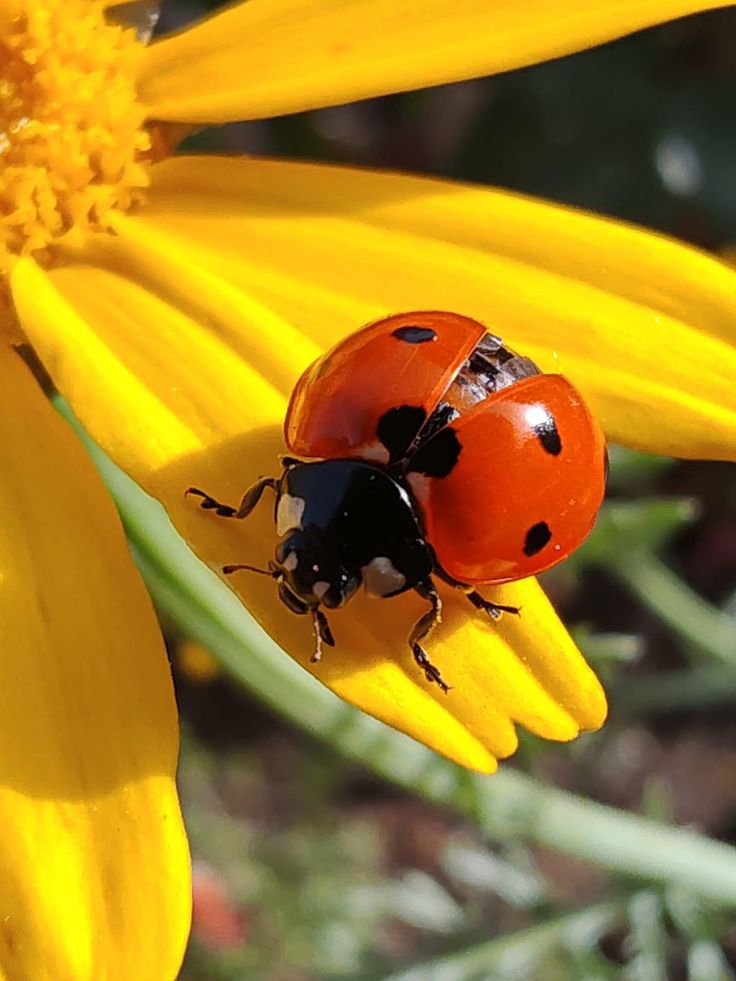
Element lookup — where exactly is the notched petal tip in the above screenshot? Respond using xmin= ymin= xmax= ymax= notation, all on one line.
xmin=164 ymin=452 xmax=599 ymax=775
xmin=207 ymin=552 xmax=605 ymax=773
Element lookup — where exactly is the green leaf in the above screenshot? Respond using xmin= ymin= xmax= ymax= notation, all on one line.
xmin=573 ymin=626 xmax=643 ymax=666
xmin=606 ymin=447 xmax=676 ymax=490
xmin=572 ymin=498 xmax=699 ymax=569
xmin=611 ymin=554 xmax=736 ymax=665
xmin=687 ymin=940 xmax=735 ymax=981
xmin=379 ymin=902 xmax=622 ymax=981
xmin=625 ymin=891 xmax=666 ymax=981
xmin=618 ymin=666 xmax=736 ymax=716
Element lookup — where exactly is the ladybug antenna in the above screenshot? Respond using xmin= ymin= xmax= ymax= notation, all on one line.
xmin=222 ymin=563 xmax=278 ymax=578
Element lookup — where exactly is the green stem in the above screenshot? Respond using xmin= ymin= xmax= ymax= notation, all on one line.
xmin=618 ymin=666 xmax=736 ymax=715
xmin=83 ymin=429 xmax=736 ymax=909
xmin=380 ymin=901 xmax=622 ymax=981
xmin=609 ymin=553 xmax=736 ymax=665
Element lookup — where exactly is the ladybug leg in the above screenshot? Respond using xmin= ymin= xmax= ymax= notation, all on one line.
xmin=275 ymin=581 xmax=335 ymax=664
xmin=409 ymin=580 xmax=450 ymax=693
xmin=310 ymin=608 xmax=336 ymax=664
xmin=186 ymin=477 xmax=278 ymax=519
xmin=435 ymin=567 xmax=519 ymax=621
xmin=465 ymin=590 xmax=520 ymax=621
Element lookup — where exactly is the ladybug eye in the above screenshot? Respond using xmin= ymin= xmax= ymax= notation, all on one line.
xmin=312 ymin=563 xmax=320 ymax=573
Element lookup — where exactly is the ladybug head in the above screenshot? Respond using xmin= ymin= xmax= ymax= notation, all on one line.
xmin=275 ymin=531 xmax=361 ymax=609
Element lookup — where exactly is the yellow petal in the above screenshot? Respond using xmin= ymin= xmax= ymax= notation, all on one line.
xmin=136 ymin=0 xmax=732 ymax=123
xmin=0 ymin=339 xmax=189 ymax=977
xmin=132 ymin=155 xmax=736 ymax=461
xmin=10 ymin=253 xmax=605 ymax=773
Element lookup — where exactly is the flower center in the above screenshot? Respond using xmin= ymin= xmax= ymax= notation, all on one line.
xmin=0 ymin=0 xmax=150 ymax=276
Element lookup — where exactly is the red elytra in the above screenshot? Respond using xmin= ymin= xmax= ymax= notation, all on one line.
xmin=285 ymin=311 xmax=607 ymax=586
xmin=286 ymin=311 xmax=484 ymax=462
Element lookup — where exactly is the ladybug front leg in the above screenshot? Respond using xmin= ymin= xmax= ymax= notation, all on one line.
xmin=409 ymin=580 xmax=449 ymax=693
xmin=310 ymin=608 xmax=335 ymax=664
xmin=186 ymin=476 xmax=278 ymax=519
xmin=276 ymin=581 xmax=335 ymax=664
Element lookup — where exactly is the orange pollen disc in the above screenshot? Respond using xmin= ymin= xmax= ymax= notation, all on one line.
xmin=0 ymin=0 xmax=150 ymax=279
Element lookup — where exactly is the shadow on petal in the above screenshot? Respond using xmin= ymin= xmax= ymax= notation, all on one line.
xmin=149 ymin=423 xmax=606 ymax=771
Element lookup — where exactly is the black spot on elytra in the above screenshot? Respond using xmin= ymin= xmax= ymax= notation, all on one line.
xmin=524 ymin=521 xmax=552 ymax=556
xmin=533 ymin=413 xmax=562 ymax=455
xmin=392 ymin=325 xmax=437 ymax=344
xmin=407 ymin=426 xmax=462 ymax=478
xmin=377 ymin=405 xmax=426 ymax=463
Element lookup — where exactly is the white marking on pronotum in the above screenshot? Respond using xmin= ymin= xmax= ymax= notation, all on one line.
xmin=282 ymin=550 xmax=298 ymax=571
xmin=362 ymin=556 xmax=406 ymax=597
xmin=276 ymin=493 xmax=305 ymax=536
xmin=313 ymin=581 xmax=330 ymax=600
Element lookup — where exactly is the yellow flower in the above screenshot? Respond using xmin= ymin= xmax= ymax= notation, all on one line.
xmin=2 ymin=0 xmax=736 ymax=974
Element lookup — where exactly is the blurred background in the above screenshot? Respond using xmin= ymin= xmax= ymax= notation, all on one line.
xmin=145 ymin=3 xmax=736 ymax=977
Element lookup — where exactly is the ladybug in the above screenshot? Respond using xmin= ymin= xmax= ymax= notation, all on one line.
xmin=188 ymin=312 xmax=607 ymax=692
